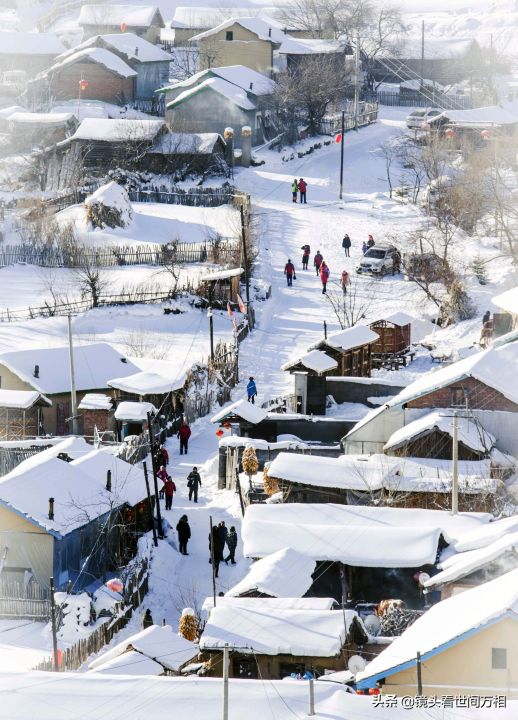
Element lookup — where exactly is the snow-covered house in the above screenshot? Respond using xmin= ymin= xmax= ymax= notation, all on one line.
xmin=368 ymin=312 xmax=413 ymax=358
xmin=0 ymin=31 xmax=65 ymax=77
xmin=356 ymin=568 xmax=518 ymax=697
xmin=343 ymin=341 xmax=518 ymax=457
xmin=145 ymin=131 xmax=227 ymax=174
xmin=0 ymin=389 xmax=51 ymax=441
xmin=225 ymin=547 xmax=317 ymax=598
xmin=78 ymin=5 xmax=165 ymax=44
xmin=309 ymin=326 xmax=379 ymax=378
xmin=241 ymin=503 xmax=490 ymax=606
xmin=0 ymin=439 xmax=152 ymax=592
xmin=77 ymin=393 xmax=114 ymax=439
xmin=88 ymin=624 xmax=198 ymax=675
xmin=493 ymin=286 xmax=518 ymax=331
xmin=0 ymin=342 xmax=140 ymax=435
xmin=163 ymin=65 xmax=277 ymax=146
xmin=278 ymin=37 xmax=352 ymax=72
xmin=190 ymin=17 xmax=286 ymax=76
xmin=7 ymin=111 xmax=78 ymax=151
xmin=114 ymin=400 xmax=157 ymax=439
xmin=200 ymin=603 xmax=367 ymax=678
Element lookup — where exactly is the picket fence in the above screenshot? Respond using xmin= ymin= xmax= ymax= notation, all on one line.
xmin=0 ymin=579 xmax=50 ymax=621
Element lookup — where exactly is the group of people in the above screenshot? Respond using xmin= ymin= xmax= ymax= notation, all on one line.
xmin=157 ymin=462 xmax=202 ymax=510
xmin=291 ymin=178 xmax=307 ymax=204
xmin=284 ymin=247 xmax=331 ymax=294
xmin=209 ymin=521 xmax=239 ymax=577
xmin=362 ymin=234 xmax=376 ymax=254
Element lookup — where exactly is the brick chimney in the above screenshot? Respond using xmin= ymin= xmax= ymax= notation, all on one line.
xmin=106 ymin=469 xmax=112 ymax=492
xmin=48 ymin=497 xmax=54 ymax=520
xmin=34 ymin=364 xmax=39 ymax=378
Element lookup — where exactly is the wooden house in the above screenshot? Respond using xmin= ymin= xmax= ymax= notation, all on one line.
xmin=114 ymin=400 xmax=157 ymax=439
xmin=492 ymin=285 xmax=518 ymax=334
xmin=310 ymin=325 xmax=379 ymax=377
xmin=0 ymin=441 xmax=152 ymax=592
xmin=78 ymin=393 xmax=115 ymax=439
xmin=0 ymin=342 xmax=140 ymax=435
xmin=369 ymin=311 xmax=412 ymax=358
xmin=145 ymin=131 xmax=227 ymax=174
xmin=0 ymin=31 xmax=65 ymax=77
xmin=78 ymin=5 xmax=165 ymax=44
xmin=278 ymin=36 xmax=352 ymax=72
xmin=198 ymin=267 xmax=243 ymax=304
xmin=0 ymin=389 xmax=51 ymax=440
xmin=8 ymin=111 xmax=78 ymax=152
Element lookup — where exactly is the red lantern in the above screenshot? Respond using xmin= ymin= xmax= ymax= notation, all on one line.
xmin=216 ymin=429 xmax=224 ymax=438
xmin=444 ymin=128 xmax=455 ymax=139
xmin=369 ymin=688 xmax=381 ymax=695
xmin=335 ymin=133 xmax=342 ymax=144
xmin=481 ymin=129 xmax=490 ymax=140
xmin=106 ymin=578 xmax=124 ymax=593
xmin=356 ymin=689 xmax=365 ymax=695
xmin=79 ymin=79 xmax=89 ymax=91
xmin=120 ymin=21 xmax=127 ymax=32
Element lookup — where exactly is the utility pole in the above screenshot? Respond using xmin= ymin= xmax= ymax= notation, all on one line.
xmin=339 ymin=111 xmax=345 ymax=200
xmin=222 ymin=643 xmax=229 ymax=720
xmin=147 ymin=412 xmax=163 ymax=538
xmin=354 ymin=31 xmax=360 ymax=131
xmin=452 ymin=411 xmax=459 ymax=515
xmin=416 ymin=651 xmax=423 ymax=694
xmin=308 ymin=678 xmax=315 ymax=716
xmin=420 ymin=20 xmax=425 ymax=92
xmin=208 ymin=306 xmax=214 ymax=363
xmin=209 ymin=515 xmax=217 ymax=606
xmin=143 ymin=461 xmax=158 ymax=547
xmin=240 ymin=205 xmax=252 ymax=329
xmin=49 ymin=577 xmax=59 ymax=672
xmin=323 ymin=320 xmax=327 ymax=339
xmin=67 ymin=315 xmax=78 ymax=435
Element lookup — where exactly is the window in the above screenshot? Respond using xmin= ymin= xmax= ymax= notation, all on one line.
xmin=225 ymin=30 xmax=233 ymax=41
xmin=450 ymin=387 xmax=466 ymax=407
xmin=492 ymin=648 xmax=507 ymax=669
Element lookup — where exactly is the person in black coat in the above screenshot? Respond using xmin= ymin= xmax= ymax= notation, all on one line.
xmin=209 ymin=525 xmax=224 ymax=577
xmin=176 ymin=514 xmax=191 ymax=555
xmin=225 ymin=526 xmax=238 ymax=565
xmin=187 ymin=467 xmax=202 ymax=502
xmin=342 ymin=234 xmax=351 ymax=257
xmin=142 ymin=608 xmax=153 ymax=629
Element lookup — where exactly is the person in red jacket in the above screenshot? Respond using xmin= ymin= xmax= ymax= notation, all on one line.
xmin=284 ymin=258 xmax=296 ymax=287
xmin=341 ymin=269 xmax=350 ymax=295
xmin=314 ymin=250 xmax=323 ymax=276
xmin=164 ymin=476 xmax=177 ymax=510
xmin=298 ymin=178 xmax=307 ymax=204
xmin=320 ymin=261 xmax=330 ymax=294
xmin=157 ymin=465 xmax=168 ymax=499
xmin=159 ymin=445 xmax=169 ymax=466
xmin=177 ymin=420 xmax=191 ymax=455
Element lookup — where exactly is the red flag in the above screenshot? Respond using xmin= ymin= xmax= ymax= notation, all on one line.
xmin=227 ymin=302 xmax=234 ymax=318
xmin=236 ymin=293 xmax=246 ymax=314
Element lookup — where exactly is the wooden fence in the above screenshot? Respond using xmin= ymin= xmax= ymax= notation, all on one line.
xmin=0 ymin=579 xmax=50 ymax=621
xmin=320 ymin=103 xmax=379 ymax=135
xmin=375 ymin=91 xmax=471 ymax=110
xmin=0 ymin=239 xmax=239 ymax=269
xmin=32 ymin=558 xmax=149 ymax=672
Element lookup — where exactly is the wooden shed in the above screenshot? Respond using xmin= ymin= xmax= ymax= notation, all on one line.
xmin=198 ymin=267 xmax=243 ymax=304
xmin=310 ymin=325 xmax=379 ymax=378
xmin=0 ymin=389 xmax=51 ymax=440
xmin=369 ymin=311 xmax=412 ymax=356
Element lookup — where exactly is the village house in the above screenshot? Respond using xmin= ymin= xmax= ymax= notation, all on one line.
xmin=189 ymin=17 xmax=287 ymax=76
xmin=77 ymin=393 xmax=115 ymax=439
xmin=88 ymin=625 xmax=198 ymax=676
xmin=309 ymin=326 xmax=379 ymax=378
xmin=0 ymin=31 xmax=65 ymax=78
xmin=200 ymin=598 xmax=368 ymax=679
xmin=0 ymin=438 xmax=152 ymax=593
xmin=241 ymin=502 xmax=490 ymax=607
xmin=492 ymin=285 xmax=518 ymax=332
xmin=113 ymin=400 xmax=157 ymax=440
xmin=145 ymin=131 xmax=227 ymax=174
xmin=0 ymin=389 xmax=51 ymax=440
xmin=8 ymin=111 xmax=78 ymax=152
xmin=78 ymin=4 xmax=165 ymax=43
xmin=0 ymin=342 xmax=140 ymax=435
xmin=368 ymin=311 xmax=413 ymax=364
xmin=278 ymin=36 xmax=352 ymax=73
xmin=343 ymin=340 xmax=518 ymax=457
xmin=162 ymin=65 xmax=277 ymax=146
xmin=224 ymin=547 xmax=317 ymax=598
xmin=356 ymin=568 xmax=518 ymax=697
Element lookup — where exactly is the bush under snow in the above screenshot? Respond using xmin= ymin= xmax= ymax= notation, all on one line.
xmin=84 ymin=181 xmax=133 ymax=229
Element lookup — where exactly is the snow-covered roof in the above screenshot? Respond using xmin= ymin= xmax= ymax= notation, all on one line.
xmin=70 ymin=118 xmax=164 ymax=142
xmin=78 ymin=393 xmax=113 ymax=411
xmin=311 ymin=325 xmax=379 ymax=353
xmin=225 ymin=547 xmax=316 ymax=598
xmin=8 ymin=112 xmax=75 ymax=127
xmin=211 ymin=398 xmax=268 ymax=425
xmin=108 ymin=369 xmax=186 ymax=395
xmin=75 ymin=33 xmax=172 ymax=63
xmin=356 ymin=568 xmax=518 ymax=689
xmin=371 ymin=311 xmax=415 ymax=327
xmin=0 ymin=444 xmax=147 ymax=536
xmin=444 ymin=105 xmax=518 ymax=127
xmin=199 ymin=267 xmax=243 ymax=282
xmin=493 ymin=286 xmax=518 ymax=315
xmin=159 ymin=65 xmax=275 ymax=97
xmin=203 ymin=596 xmax=335 ymax=612
xmin=190 ymin=16 xmax=286 ymax=44
xmin=149 ymin=132 xmax=223 ymax=155
xmin=89 ymin=625 xmax=197 ymax=672
xmin=166 ymin=77 xmax=256 ymax=111
xmin=453 ymin=515 xmax=518 ymax=553
xmin=384 ymin=411 xmax=495 ymax=454
xmin=242 ymin=503 xmax=490 ymax=567
xmin=114 ymin=400 xmax=157 ymax=421
xmin=89 ymin=649 xmax=164 ymax=675
xmin=0 ymin=31 xmax=65 ymax=56
xmin=200 ymin=606 xmax=352 ymax=656
xmin=47 ymin=47 xmax=137 ymax=78
xmin=281 ymin=349 xmax=338 ymax=374
xmin=0 ymin=389 xmax=51 ymax=409
xmin=279 ymin=37 xmax=346 ymax=55
xmin=79 ymin=5 xmax=163 ymax=28
xmin=0 ymin=343 xmax=140 ymax=395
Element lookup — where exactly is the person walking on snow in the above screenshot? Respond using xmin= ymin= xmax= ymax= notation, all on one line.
xmin=164 ymin=476 xmax=176 ymax=510
xmin=320 ymin=261 xmax=330 ymax=294
xmin=367 ymin=234 xmax=375 ymax=249
xmin=314 ymin=250 xmax=323 ymax=276
xmin=225 ymin=526 xmax=238 ymax=565
xmin=209 ymin=525 xmax=224 ymax=578
xmin=298 ymin=178 xmax=307 ymax=204
xmin=176 ymin=514 xmax=191 ymax=555
xmin=159 ymin=445 xmax=169 ymax=466
xmin=301 ymin=244 xmax=310 ymax=270
xmin=342 ymin=234 xmax=351 ymax=257
xmin=291 ymin=178 xmax=298 ymax=203
xmin=284 ymin=258 xmax=296 ymax=287
xmin=247 ymin=376 xmax=257 ymax=403
xmin=177 ymin=420 xmax=191 ymax=455
xmin=187 ymin=466 xmax=202 ymax=502
xmin=157 ymin=465 xmax=168 ymax=499
xmin=142 ymin=609 xmax=153 ymax=629
xmin=341 ymin=269 xmax=350 ymax=295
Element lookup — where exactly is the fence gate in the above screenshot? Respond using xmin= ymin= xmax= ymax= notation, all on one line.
xmin=225 ymin=446 xmax=239 ymax=491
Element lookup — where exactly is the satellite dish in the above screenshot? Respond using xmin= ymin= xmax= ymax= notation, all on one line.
xmin=418 ymin=572 xmax=431 ymax=587
xmin=348 ymin=655 xmax=367 ymax=674
xmin=363 ymin=614 xmax=380 ymax=636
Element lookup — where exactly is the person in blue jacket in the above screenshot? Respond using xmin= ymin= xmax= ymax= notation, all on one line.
xmin=247 ymin=376 xmax=257 ymax=404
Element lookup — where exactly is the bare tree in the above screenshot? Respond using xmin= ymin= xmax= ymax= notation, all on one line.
xmin=325 ymin=277 xmax=378 ymax=328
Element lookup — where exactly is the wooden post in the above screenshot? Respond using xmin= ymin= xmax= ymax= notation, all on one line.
xmin=147 ymin=412 xmax=163 ymax=538
xmin=416 ymin=651 xmax=423 ymax=694
xmin=339 ymin=111 xmax=345 ymax=200
xmin=452 ymin=412 xmax=459 ymax=515
xmin=49 ymin=577 xmax=59 ymax=672
xmin=223 ymin=643 xmax=229 ymax=720
xmin=240 ymin=205 xmax=252 ymax=330
xmin=143 ymin=461 xmax=158 ymax=547
xmin=210 ymin=515 xmax=216 ymax=606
